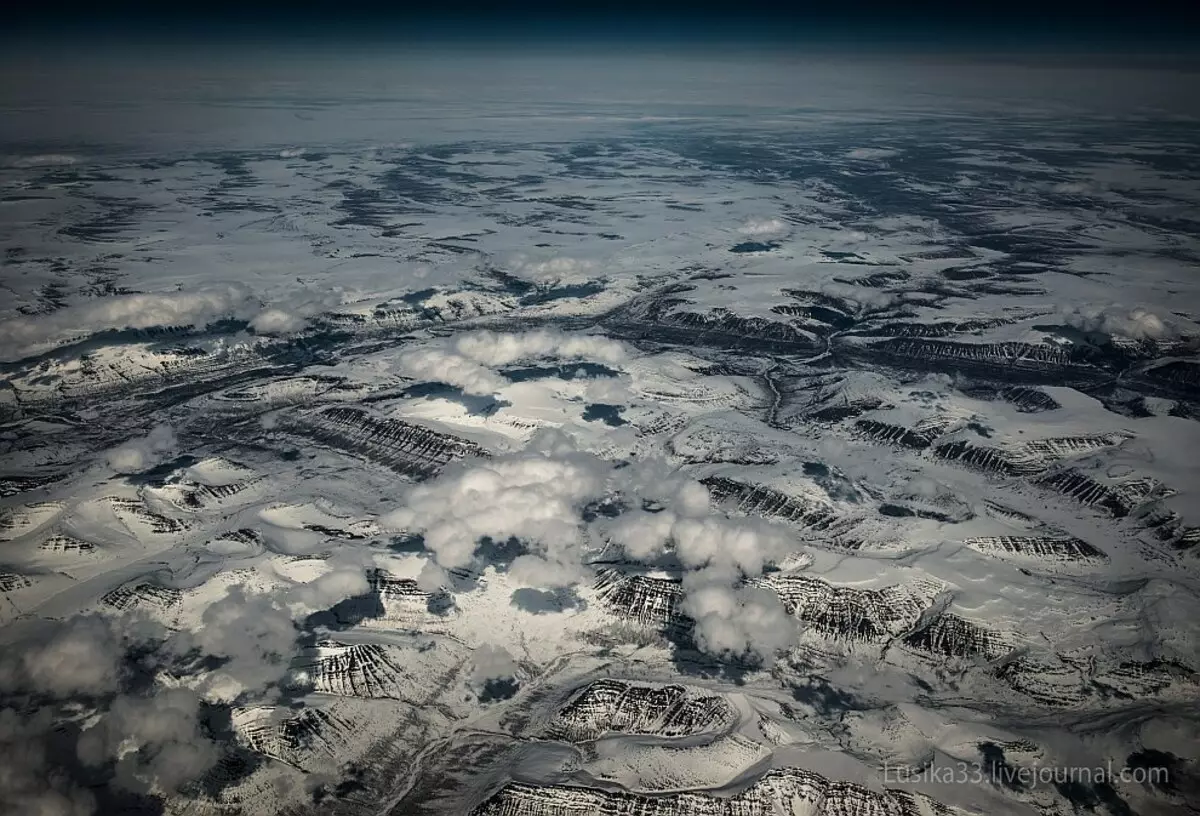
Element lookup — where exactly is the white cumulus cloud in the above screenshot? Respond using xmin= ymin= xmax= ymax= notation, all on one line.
xmin=77 ymin=688 xmax=219 ymax=795
xmin=469 ymin=644 xmax=520 ymax=687
xmin=738 ymin=218 xmax=791 ymax=239
xmin=604 ymin=475 xmax=798 ymax=665
xmin=0 ymin=708 xmax=96 ymax=816
xmin=398 ymin=329 xmax=629 ymax=396
xmin=681 ymin=579 xmax=797 ymax=664
xmin=179 ymin=561 xmax=369 ymax=701
xmin=0 ymin=285 xmax=256 ymax=362
xmin=845 ymin=147 xmax=900 ymax=160
xmin=0 ymin=614 xmax=127 ymax=698
xmin=509 ymin=255 xmax=598 ymax=286
xmin=399 ymin=348 xmax=509 ymax=396
xmin=381 ymin=430 xmax=609 ymax=588
xmin=1060 ymin=304 xmax=1181 ymax=340
xmin=249 ymin=308 xmax=309 ymax=335
xmin=106 ymin=424 xmax=178 ymax=474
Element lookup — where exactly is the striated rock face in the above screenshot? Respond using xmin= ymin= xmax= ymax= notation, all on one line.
xmin=963 ymin=385 xmax=1062 ymax=413
xmin=0 ymin=475 xmax=66 ymax=498
xmin=852 ymin=316 xmax=1020 ymax=339
xmin=855 ymin=419 xmax=934 ymax=449
xmin=609 ymin=293 xmax=823 ymax=355
xmin=994 ymin=657 xmax=1092 ymax=707
xmin=101 ymin=581 xmax=182 ymax=611
xmin=1093 ymin=659 xmax=1198 ymax=698
xmin=842 ymin=337 xmax=1105 ymax=386
xmin=595 ymin=568 xmax=688 ymax=631
xmin=1033 ymin=469 xmax=1133 ymax=516
xmin=283 ymin=405 xmax=486 ymax=478
xmin=37 ymin=534 xmax=97 ymax=554
xmin=902 ymin=613 xmax=1017 ymax=661
xmin=109 ymin=497 xmax=188 ymax=535
xmin=931 ymin=432 xmax=1131 ymax=477
xmin=472 ymin=767 xmax=957 ymax=816
xmin=702 ymin=477 xmax=861 ymax=545
xmin=0 ymin=572 xmax=34 ymax=592
xmin=963 ymin=535 xmax=1108 ymax=564
xmin=302 ymin=642 xmax=412 ymax=699
xmin=547 ymin=679 xmax=736 ymax=742
xmin=0 ymin=501 xmax=64 ymax=539
xmin=765 ymin=575 xmax=942 ymax=642
xmin=1127 ymin=359 xmax=1200 ymax=402
xmin=147 ymin=475 xmax=266 ymax=512
xmin=234 ymin=705 xmax=361 ymax=771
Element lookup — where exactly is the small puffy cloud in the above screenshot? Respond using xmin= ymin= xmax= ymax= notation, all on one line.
xmin=0 ymin=708 xmax=96 ymax=816
xmin=0 ymin=614 xmax=126 ymax=698
xmin=469 ymin=644 xmax=519 ymax=687
xmin=8 ymin=153 xmax=79 ymax=168
xmin=77 ymin=688 xmax=218 ymax=795
xmin=738 ymin=218 xmax=791 ymax=239
xmin=399 ymin=348 xmax=509 ymax=396
xmin=903 ymin=476 xmax=944 ymax=499
xmin=672 ymin=515 xmax=793 ymax=581
xmin=820 ymin=281 xmax=899 ymax=312
xmin=182 ymin=562 xmax=368 ymax=701
xmin=454 ymin=329 xmax=627 ymax=368
xmin=845 ymin=147 xmax=900 ymax=160
xmin=258 ymin=522 xmax=328 ymax=556
xmin=0 ymin=615 xmax=218 ymax=810
xmin=582 ymin=374 xmax=634 ymax=404
xmin=1060 ymin=304 xmax=1179 ymax=340
xmin=248 ymin=287 xmax=344 ymax=336
xmin=603 ymin=470 xmax=798 ymax=665
xmin=674 ymin=480 xmax=712 ymax=518
xmin=681 ymin=579 xmax=796 ymax=665
xmin=607 ymin=509 xmax=678 ymax=560
xmin=249 ymin=308 xmax=308 ymax=335
xmin=398 ymin=330 xmax=630 ymax=396
xmin=607 ymin=479 xmax=790 ymax=578
xmin=415 ymin=558 xmax=450 ymax=592
xmin=106 ymin=424 xmax=178 ymax=474
xmin=285 ymin=563 xmax=370 ymax=613
xmin=509 ymin=255 xmax=598 ymax=286
xmin=604 ymin=479 xmax=713 ymax=560
xmin=0 ymin=285 xmax=255 ymax=362
xmin=381 ymin=430 xmax=609 ymax=587
xmin=189 ymin=586 xmax=298 ymax=700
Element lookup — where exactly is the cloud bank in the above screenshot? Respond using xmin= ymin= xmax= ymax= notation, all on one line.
xmin=0 ymin=285 xmax=256 ymax=361
xmin=508 ymin=255 xmax=598 ymax=286
xmin=398 ymin=329 xmax=629 ymax=396
xmin=0 ymin=613 xmax=219 ymax=813
xmin=845 ymin=147 xmax=900 ymax=160
xmin=605 ymin=479 xmax=799 ymax=665
xmin=738 ymin=218 xmax=791 ymax=239
xmin=382 ymin=429 xmax=610 ymax=588
xmin=1060 ymin=304 xmax=1181 ymax=340
xmin=183 ymin=562 xmax=370 ymax=702
xmin=106 ymin=424 xmax=179 ymax=474
xmin=469 ymin=644 xmax=520 ymax=687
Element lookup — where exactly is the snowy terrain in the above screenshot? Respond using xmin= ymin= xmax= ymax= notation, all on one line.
xmin=1 ymin=51 xmax=1199 ymax=816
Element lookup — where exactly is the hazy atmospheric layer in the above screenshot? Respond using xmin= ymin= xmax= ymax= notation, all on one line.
xmin=1 ymin=47 xmax=1199 ymax=816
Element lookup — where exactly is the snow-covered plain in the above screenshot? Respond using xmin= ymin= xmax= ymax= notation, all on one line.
xmin=1 ymin=51 xmax=1199 ymax=816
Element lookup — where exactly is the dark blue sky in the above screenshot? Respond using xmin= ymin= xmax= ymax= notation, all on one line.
xmin=7 ymin=1 xmax=1195 ymax=53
